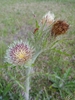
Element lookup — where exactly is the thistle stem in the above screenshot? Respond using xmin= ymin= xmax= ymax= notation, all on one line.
xmin=25 ymin=67 xmax=31 ymax=100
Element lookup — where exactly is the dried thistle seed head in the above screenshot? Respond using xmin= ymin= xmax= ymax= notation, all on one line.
xmin=41 ymin=11 xmax=55 ymax=25
xmin=5 ymin=40 xmax=34 ymax=66
xmin=51 ymin=20 xmax=69 ymax=36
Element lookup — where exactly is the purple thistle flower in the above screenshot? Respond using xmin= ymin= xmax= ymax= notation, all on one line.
xmin=5 ymin=40 xmax=34 ymax=66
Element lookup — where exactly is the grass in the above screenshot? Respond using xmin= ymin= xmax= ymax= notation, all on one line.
xmin=0 ymin=0 xmax=75 ymax=36
xmin=0 ymin=0 xmax=75 ymax=99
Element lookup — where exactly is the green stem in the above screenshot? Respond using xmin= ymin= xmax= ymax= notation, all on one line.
xmin=24 ymin=67 xmax=31 ymax=100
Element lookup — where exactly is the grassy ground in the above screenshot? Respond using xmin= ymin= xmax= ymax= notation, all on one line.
xmin=0 ymin=0 xmax=75 ymax=99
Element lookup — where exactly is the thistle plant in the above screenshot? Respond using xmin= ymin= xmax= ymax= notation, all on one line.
xmin=5 ymin=40 xmax=34 ymax=100
xmin=4 ymin=11 xmax=69 ymax=100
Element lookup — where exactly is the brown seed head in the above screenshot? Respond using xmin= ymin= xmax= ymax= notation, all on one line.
xmin=51 ymin=20 xmax=69 ymax=36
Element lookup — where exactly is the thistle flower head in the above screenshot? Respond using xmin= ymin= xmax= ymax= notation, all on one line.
xmin=5 ymin=40 xmax=34 ymax=66
xmin=51 ymin=20 xmax=69 ymax=36
xmin=41 ymin=11 xmax=55 ymax=25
